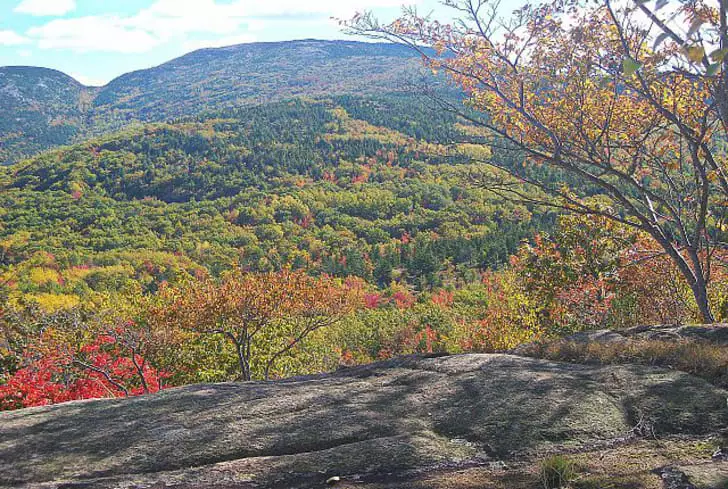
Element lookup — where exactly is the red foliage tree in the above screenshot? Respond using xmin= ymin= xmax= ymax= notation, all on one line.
xmin=0 ymin=328 xmax=168 ymax=410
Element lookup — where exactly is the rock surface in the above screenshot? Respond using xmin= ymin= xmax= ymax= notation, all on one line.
xmin=1 ymin=354 xmax=727 ymax=488
xmin=556 ymin=324 xmax=728 ymax=346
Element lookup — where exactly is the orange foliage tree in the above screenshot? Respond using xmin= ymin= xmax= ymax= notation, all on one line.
xmin=618 ymin=235 xmax=694 ymax=324
xmin=512 ymin=214 xmax=638 ymax=330
xmin=153 ymin=269 xmax=363 ymax=381
xmin=348 ymin=0 xmax=728 ymax=322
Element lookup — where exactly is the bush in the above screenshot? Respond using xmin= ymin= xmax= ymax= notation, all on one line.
xmin=540 ymin=455 xmax=578 ymax=489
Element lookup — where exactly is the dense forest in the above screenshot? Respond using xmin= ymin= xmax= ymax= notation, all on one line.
xmin=1 ymin=95 xmax=537 ymax=297
xmin=0 ymin=93 xmax=548 ymax=406
xmin=2 ymin=91 xmax=717 ymax=409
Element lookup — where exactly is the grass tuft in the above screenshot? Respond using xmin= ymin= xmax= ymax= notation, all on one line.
xmin=540 ymin=455 xmax=578 ymax=489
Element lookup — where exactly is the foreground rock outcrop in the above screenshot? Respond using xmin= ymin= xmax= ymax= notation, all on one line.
xmin=2 ymin=354 xmax=727 ymax=488
xmin=549 ymin=324 xmax=728 ymax=346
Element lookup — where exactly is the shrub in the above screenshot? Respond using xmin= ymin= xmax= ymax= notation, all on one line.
xmin=450 ymin=271 xmax=542 ymax=352
xmin=540 ymin=455 xmax=578 ymax=489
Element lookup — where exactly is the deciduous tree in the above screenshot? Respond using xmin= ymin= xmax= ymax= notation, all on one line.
xmin=348 ymin=0 xmax=728 ymax=322
xmin=153 ymin=270 xmax=363 ymax=381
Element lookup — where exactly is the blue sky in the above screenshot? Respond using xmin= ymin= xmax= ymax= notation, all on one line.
xmin=0 ymin=0 xmax=518 ymax=86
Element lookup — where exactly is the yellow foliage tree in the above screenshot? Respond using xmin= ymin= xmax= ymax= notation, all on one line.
xmin=348 ymin=0 xmax=728 ymax=322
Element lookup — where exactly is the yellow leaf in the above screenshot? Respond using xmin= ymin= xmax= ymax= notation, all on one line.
xmin=685 ymin=45 xmax=705 ymax=63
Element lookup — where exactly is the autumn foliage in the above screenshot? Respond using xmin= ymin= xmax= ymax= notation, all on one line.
xmin=0 ymin=318 xmax=168 ymax=410
xmin=7 ymin=1 xmax=728 ymax=410
xmin=4 ymin=222 xmax=728 ymax=411
xmin=150 ymin=269 xmax=364 ymax=380
xmin=348 ymin=0 xmax=728 ymax=323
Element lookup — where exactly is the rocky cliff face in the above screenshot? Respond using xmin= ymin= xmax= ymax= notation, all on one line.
xmin=2 ymin=353 xmax=727 ymax=489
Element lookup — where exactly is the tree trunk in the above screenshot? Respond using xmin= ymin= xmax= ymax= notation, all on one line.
xmin=685 ymin=247 xmax=716 ymax=324
xmin=234 ymin=341 xmax=251 ymax=381
xmin=718 ymin=0 xmax=728 ymax=131
xmin=650 ymin=234 xmax=715 ymax=324
xmin=691 ymin=280 xmax=715 ymax=324
xmin=131 ymin=354 xmax=149 ymax=394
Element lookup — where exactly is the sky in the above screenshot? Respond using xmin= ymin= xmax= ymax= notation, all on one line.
xmin=0 ymin=0 xmax=479 ymax=86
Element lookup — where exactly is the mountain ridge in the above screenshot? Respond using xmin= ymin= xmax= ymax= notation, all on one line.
xmin=0 ymin=66 xmax=84 ymax=85
xmin=2 ymin=40 xmax=421 ymax=90
xmin=0 ymin=39 xmax=429 ymax=164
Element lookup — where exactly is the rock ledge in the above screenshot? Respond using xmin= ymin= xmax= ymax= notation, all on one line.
xmin=1 ymin=353 xmax=726 ymax=488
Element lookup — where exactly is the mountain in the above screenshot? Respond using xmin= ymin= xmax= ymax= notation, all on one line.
xmin=0 ymin=40 xmax=431 ymax=164
xmin=0 ymin=67 xmax=95 ymax=164
xmin=92 ymin=40 xmax=429 ymax=125
xmin=2 ymin=352 xmax=726 ymax=488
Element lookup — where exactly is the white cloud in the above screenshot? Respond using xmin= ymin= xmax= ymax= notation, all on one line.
xmin=0 ymin=30 xmax=29 ymax=46
xmin=241 ymin=0 xmax=407 ymax=17
xmin=17 ymin=49 xmax=32 ymax=57
xmin=28 ymin=16 xmax=160 ymax=53
xmin=133 ymin=0 xmax=406 ymax=22
xmin=69 ymin=72 xmax=106 ymax=87
xmin=131 ymin=0 xmax=247 ymax=42
xmin=24 ymin=0 xmax=418 ymax=54
xmin=14 ymin=0 xmax=76 ymax=17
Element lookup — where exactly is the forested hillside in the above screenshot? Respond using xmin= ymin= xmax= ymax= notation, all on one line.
xmin=0 ymin=95 xmax=536 ymax=300
xmin=1 ymin=93 xmax=558 ymax=402
xmin=91 ymin=40 xmax=431 ymax=127
xmin=0 ymin=40 xmax=432 ymax=164
xmin=4 ymin=90 xmax=717 ymax=404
